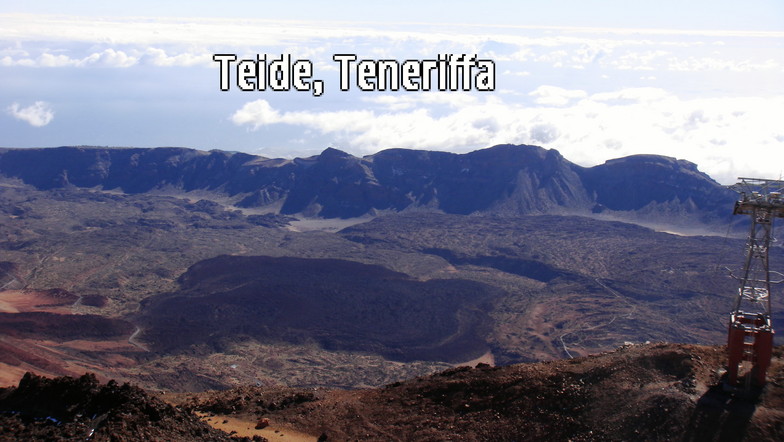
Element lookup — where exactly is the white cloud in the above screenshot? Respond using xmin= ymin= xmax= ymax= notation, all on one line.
xmin=535 ymin=49 xmax=569 ymax=67
xmin=529 ymin=123 xmax=561 ymax=144
xmin=666 ymin=56 xmax=781 ymax=72
xmin=590 ymin=87 xmax=671 ymax=104
xmin=0 ymin=49 xmax=137 ymax=67
xmin=231 ymin=100 xmax=282 ymax=127
xmin=78 ymin=48 xmax=137 ymax=67
xmin=529 ymin=86 xmax=587 ymax=106
xmin=142 ymin=48 xmax=213 ymax=67
xmin=1 ymin=11 xmax=780 ymax=97
xmin=0 ymin=13 xmax=487 ymax=49
xmin=0 ymin=47 xmax=216 ymax=68
xmin=611 ymin=50 xmax=669 ymax=70
xmin=502 ymin=69 xmax=531 ymax=77
xmin=231 ymin=98 xmax=522 ymax=152
xmin=7 ymin=101 xmax=54 ymax=127
xmin=230 ymin=90 xmax=784 ymax=184
xmin=573 ymin=43 xmax=607 ymax=64
xmin=361 ymin=93 xmax=480 ymax=111
xmin=38 ymin=53 xmax=74 ymax=67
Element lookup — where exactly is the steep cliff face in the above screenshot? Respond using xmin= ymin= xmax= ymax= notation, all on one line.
xmin=579 ymin=154 xmax=736 ymax=225
xmin=369 ymin=145 xmax=594 ymax=215
xmin=0 ymin=145 xmax=735 ymax=221
xmin=580 ymin=155 xmax=730 ymax=210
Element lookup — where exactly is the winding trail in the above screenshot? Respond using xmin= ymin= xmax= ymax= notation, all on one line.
xmin=559 ymin=334 xmax=574 ymax=359
xmin=559 ymin=316 xmax=617 ymax=359
xmin=593 ymin=278 xmax=637 ymax=320
xmin=559 ymin=277 xmax=635 ymax=358
xmin=0 ymin=277 xmax=17 ymax=290
xmin=128 ymin=326 xmax=149 ymax=352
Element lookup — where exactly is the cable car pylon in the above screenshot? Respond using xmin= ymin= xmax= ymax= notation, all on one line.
xmin=725 ymin=178 xmax=784 ymax=389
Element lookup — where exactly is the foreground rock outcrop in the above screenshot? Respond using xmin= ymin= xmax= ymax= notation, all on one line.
xmin=180 ymin=343 xmax=784 ymax=441
xmin=3 ymin=344 xmax=782 ymax=441
xmin=0 ymin=373 xmax=260 ymax=441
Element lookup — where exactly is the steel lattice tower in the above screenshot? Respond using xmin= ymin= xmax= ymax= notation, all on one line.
xmin=726 ymin=178 xmax=784 ymax=387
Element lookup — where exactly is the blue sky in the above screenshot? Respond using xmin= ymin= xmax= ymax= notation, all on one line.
xmin=1 ymin=1 xmax=783 ymax=183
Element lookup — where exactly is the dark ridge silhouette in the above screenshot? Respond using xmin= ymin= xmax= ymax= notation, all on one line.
xmin=0 ymin=145 xmax=736 ymax=223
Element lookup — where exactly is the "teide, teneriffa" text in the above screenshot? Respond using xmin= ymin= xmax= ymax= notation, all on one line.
xmin=213 ymin=53 xmax=496 ymax=96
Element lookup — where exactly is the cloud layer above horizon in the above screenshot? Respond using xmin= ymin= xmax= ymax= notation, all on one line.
xmin=1 ymin=12 xmax=783 ymax=184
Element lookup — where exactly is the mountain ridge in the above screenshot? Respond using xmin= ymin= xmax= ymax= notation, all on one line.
xmin=0 ymin=144 xmax=736 ymax=227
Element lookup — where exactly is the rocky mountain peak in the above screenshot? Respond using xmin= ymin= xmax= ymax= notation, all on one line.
xmin=319 ymin=146 xmax=354 ymax=159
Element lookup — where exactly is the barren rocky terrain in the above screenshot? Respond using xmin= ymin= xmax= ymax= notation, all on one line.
xmin=2 ymin=177 xmax=775 ymax=392
xmin=0 ymin=372 xmax=254 ymax=441
xmin=0 ymin=144 xmax=782 ymax=438
xmin=2 ymin=343 xmax=782 ymax=441
xmin=181 ymin=342 xmax=784 ymax=441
